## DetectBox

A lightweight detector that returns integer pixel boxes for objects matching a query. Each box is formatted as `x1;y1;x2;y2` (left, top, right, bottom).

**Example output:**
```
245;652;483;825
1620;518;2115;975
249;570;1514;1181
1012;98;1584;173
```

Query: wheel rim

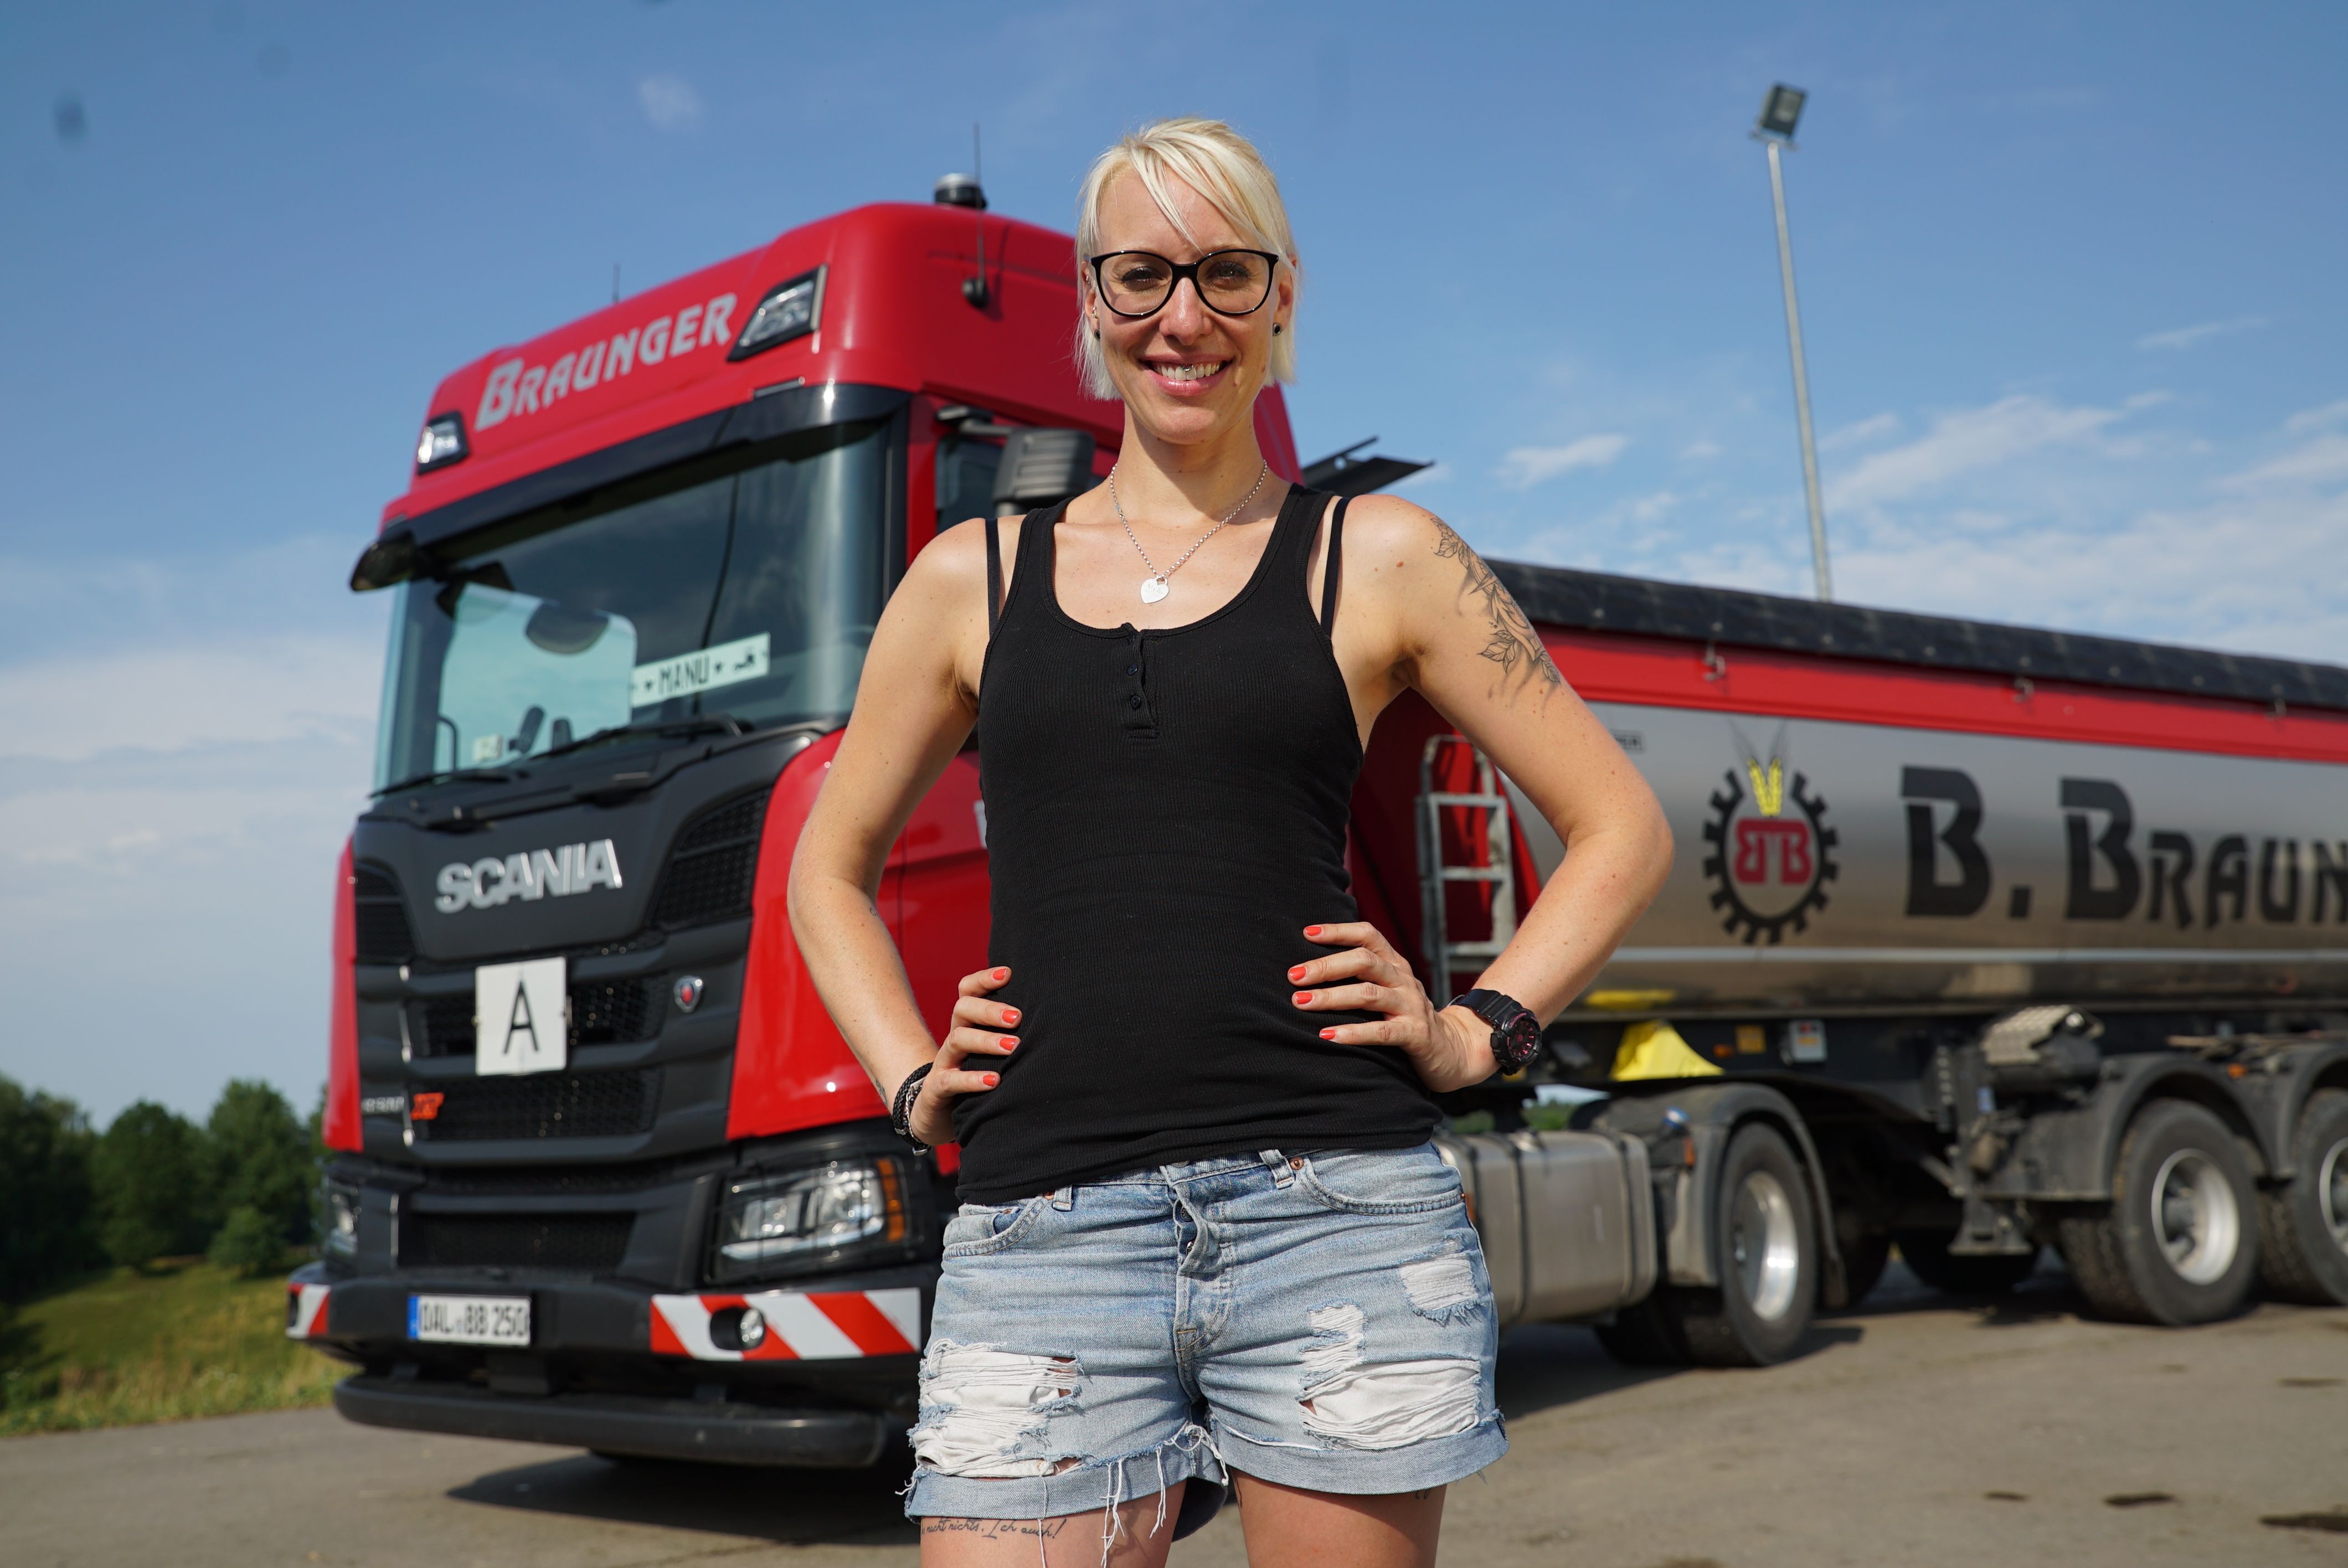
2319;1137;2348;1256
2150;1148;2240;1286
1730;1169;1801;1321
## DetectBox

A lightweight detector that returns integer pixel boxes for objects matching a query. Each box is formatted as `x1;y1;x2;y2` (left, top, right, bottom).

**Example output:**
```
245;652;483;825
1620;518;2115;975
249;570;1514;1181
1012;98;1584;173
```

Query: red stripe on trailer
808;1291;918;1356
1544;628;2348;765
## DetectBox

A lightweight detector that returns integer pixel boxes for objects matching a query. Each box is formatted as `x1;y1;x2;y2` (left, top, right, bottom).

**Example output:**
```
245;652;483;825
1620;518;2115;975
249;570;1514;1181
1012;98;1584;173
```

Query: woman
789;118;1671;1567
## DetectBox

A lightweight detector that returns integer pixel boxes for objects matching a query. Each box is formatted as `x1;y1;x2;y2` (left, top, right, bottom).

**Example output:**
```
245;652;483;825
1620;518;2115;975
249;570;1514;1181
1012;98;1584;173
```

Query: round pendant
1139;576;1170;604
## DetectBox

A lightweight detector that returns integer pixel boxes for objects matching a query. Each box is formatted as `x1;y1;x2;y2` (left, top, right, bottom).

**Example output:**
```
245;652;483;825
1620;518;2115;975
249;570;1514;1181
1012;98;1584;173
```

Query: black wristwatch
889;1063;934;1156
1450;989;1541;1075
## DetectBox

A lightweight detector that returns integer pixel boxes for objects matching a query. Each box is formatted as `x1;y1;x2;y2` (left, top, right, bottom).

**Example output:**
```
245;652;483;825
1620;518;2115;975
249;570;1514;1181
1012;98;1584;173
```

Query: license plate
409;1293;532;1347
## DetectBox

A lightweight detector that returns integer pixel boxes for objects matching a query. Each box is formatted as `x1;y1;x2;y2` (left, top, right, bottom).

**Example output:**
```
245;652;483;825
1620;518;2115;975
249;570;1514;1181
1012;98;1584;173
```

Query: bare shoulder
1336;493;1565;704
898;515;1022;602
1329;492;1477;599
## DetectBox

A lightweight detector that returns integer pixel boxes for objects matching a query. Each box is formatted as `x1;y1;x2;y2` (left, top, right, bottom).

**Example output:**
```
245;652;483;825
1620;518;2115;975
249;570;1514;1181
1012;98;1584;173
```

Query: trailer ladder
1415;735;1519;994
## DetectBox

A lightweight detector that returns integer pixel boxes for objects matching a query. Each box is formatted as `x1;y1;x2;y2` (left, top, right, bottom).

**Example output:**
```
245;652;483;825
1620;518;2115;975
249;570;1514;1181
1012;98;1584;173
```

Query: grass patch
1;1256;345;1436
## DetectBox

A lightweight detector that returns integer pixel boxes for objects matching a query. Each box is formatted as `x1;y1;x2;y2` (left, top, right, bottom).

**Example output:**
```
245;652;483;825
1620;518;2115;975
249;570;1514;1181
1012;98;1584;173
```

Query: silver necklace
1110;462;1270;604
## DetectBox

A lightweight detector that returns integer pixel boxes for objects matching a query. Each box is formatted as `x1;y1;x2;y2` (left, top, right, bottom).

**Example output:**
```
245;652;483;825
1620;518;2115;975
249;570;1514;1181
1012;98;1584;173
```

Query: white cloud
1825;394;2126;513
2284;399;2348;435
2217;431;2348;492
2137;316;2268;352
1496;434;1628;490
0;636;379;763
637;73;704;132
1678;440;1723;462
0;541;384;1121
1820;412;1901;452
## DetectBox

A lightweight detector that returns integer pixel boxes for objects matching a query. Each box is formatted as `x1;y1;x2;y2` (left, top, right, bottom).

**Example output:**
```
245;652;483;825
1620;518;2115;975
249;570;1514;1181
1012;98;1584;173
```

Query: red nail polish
1001;1037;1018;1049
1319;1028;1336;1040
1003;1008;1020;1023
1305;926;1323;938
1293;991;1312;1006
984;1073;1000;1086
1287;966;1306;982
993;968;1009;981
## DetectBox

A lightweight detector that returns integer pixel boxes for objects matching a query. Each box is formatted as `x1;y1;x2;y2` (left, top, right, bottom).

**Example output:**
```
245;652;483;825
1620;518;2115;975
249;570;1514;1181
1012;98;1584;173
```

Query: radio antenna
962;122;990;308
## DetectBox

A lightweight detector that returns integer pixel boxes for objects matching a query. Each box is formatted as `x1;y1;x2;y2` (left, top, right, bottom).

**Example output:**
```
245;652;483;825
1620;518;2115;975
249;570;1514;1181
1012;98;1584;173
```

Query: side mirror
350;529;420;592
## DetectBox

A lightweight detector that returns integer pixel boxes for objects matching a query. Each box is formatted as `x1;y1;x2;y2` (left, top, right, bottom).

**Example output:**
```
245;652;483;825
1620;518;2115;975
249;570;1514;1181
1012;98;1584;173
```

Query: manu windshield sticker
631;632;771;706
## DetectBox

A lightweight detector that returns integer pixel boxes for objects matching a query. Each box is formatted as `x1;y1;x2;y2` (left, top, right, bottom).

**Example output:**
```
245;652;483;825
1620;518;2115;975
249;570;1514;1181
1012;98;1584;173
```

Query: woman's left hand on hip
1289;922;1496;1093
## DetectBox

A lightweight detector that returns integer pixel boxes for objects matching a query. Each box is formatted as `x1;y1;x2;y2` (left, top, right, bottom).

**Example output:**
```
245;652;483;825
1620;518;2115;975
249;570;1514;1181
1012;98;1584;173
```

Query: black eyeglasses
1088;249;1282;319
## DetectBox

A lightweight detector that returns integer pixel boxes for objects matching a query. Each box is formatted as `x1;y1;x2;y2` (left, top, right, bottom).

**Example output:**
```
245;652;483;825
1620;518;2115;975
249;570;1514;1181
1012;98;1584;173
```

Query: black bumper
335;1374;902;1467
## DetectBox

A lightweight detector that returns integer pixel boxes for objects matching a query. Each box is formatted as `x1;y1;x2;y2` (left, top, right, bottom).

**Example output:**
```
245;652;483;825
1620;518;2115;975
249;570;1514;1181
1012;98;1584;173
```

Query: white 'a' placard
475;957;568;1075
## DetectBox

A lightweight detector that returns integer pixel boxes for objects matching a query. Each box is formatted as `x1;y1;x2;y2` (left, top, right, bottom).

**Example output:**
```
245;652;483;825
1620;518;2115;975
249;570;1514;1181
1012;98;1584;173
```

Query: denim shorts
905;1142;1506;1535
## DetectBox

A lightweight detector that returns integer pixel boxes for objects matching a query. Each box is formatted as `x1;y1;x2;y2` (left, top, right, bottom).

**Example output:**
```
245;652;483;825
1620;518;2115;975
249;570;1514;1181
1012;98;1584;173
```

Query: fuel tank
1489;564;2348;1018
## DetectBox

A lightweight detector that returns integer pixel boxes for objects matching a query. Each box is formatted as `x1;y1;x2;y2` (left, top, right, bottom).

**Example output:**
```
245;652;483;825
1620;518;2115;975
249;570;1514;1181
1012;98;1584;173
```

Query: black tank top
956;483;1439;1203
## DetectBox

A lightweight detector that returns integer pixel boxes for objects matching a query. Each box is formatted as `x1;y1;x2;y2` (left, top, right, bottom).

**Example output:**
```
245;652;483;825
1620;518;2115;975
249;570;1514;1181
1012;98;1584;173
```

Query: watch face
1497;1009;1542;1070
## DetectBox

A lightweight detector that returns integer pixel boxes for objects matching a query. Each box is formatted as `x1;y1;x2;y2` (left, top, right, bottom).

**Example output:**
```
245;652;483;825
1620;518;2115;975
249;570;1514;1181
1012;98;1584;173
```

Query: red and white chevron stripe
650;1287;921;1360
286;1283;331;1339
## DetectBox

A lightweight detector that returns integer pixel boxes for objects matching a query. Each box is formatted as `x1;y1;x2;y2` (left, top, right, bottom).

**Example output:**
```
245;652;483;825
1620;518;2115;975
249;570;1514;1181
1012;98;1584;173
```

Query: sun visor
352;383;910;586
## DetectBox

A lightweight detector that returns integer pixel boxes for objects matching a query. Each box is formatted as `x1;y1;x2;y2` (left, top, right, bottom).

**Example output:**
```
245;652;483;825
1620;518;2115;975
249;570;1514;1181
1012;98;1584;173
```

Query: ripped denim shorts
905;1142;1506;1536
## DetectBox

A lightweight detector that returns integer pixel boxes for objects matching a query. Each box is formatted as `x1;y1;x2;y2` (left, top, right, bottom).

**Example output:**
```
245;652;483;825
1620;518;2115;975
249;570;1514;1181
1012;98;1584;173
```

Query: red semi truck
292;180;2348;1464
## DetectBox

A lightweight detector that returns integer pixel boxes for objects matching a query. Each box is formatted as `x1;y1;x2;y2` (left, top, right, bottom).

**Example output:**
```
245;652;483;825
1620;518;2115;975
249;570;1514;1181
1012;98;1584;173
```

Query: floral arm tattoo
1432;519;1564;705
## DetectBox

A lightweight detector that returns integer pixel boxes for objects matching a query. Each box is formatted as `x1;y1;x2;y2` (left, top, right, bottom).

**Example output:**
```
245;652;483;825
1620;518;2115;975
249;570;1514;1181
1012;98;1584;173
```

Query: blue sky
4;1;2344;1121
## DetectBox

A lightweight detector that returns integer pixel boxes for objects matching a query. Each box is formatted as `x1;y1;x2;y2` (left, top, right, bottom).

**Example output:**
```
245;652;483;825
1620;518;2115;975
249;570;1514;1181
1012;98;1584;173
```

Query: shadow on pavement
448;1447;919;1546
1496;1319;1858;1420
1822;1256;2086;1328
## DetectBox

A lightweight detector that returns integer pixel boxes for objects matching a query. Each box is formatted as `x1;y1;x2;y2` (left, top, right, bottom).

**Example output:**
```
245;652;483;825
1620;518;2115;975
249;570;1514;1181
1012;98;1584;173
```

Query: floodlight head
1756;84;1806;141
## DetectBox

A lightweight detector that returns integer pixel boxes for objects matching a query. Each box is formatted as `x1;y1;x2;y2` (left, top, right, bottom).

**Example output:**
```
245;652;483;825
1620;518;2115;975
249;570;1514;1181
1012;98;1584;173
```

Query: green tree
94;1102;213;1266
0;1075;102;1300
206;1205;288;1278
205;1081;312;1250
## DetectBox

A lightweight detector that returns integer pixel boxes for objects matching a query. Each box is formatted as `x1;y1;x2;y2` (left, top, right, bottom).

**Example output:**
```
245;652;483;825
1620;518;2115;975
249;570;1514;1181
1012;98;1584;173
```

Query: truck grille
400;1212;634;1272
412;978;663;1058
414;1069;662;1141
652;792;766;929
421;1160;686;1197
352;864;416;964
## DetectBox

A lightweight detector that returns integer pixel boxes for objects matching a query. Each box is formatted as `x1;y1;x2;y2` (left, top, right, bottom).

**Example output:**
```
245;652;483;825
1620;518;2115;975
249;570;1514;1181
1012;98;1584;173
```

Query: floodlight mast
1754;85;1832;602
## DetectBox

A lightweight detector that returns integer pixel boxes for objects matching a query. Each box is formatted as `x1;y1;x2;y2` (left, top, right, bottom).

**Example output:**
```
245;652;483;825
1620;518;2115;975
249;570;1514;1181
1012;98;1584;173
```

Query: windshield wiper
373;764;519;797
528;714;745;765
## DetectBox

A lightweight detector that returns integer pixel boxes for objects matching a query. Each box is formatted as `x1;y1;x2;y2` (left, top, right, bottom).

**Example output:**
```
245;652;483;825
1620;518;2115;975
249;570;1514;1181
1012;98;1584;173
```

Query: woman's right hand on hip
907;966;1019;1148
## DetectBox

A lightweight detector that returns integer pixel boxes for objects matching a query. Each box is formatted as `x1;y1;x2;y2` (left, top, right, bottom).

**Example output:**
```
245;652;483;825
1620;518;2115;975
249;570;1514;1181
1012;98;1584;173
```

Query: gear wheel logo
1701;726;1839;945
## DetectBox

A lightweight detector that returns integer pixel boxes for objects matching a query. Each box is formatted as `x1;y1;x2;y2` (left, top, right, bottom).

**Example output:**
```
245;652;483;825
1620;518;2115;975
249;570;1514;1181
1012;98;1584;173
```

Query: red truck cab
295;193;1299;1462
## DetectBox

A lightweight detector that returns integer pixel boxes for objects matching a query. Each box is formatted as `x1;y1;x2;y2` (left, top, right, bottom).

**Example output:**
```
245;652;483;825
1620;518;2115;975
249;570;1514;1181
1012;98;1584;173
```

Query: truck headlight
322;1178;362;1259
710;1157;912;1283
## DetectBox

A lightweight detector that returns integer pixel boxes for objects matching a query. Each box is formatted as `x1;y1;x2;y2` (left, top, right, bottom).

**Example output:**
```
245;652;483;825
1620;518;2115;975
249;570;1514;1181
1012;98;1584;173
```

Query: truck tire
2057;1100;2260;1326
2257;1089;2348;1306
1592;1293;1691;1365
1892;1228;2039;1295
1662;1123;1817;1366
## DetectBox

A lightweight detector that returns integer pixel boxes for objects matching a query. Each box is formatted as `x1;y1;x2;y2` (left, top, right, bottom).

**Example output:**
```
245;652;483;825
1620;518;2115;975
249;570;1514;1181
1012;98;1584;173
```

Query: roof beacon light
414;412;467;472
729;267;825;360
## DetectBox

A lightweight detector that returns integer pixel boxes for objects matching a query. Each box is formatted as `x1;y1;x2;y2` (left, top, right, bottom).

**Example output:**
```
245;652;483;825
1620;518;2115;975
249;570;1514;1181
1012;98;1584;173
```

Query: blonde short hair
1073;118;1299;400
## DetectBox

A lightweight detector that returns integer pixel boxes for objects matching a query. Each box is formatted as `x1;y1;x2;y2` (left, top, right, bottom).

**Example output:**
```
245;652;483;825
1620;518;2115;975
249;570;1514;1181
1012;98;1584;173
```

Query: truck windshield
373;419;889;791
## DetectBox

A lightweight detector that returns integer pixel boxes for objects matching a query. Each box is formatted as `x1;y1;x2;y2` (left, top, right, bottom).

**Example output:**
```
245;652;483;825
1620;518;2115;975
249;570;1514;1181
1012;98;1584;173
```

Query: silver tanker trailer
1376;561;2348;1367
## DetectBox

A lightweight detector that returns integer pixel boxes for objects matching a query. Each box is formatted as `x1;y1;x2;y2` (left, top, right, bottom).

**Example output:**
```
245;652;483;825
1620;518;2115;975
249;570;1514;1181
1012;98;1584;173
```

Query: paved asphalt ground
8;1260;2346;1568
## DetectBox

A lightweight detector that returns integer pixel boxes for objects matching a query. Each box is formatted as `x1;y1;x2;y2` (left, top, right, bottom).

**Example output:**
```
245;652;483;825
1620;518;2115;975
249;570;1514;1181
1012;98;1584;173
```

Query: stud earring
1273;322;1284;336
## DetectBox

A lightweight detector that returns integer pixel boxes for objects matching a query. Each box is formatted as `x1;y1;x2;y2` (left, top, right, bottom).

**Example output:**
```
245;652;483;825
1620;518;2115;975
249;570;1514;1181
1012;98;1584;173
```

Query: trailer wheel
1892;1228;2039;1295
1592;1293;1691;1365
2057;1099;2259;1326
2257;1089;2348;1306
1665;1123;1817;1366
